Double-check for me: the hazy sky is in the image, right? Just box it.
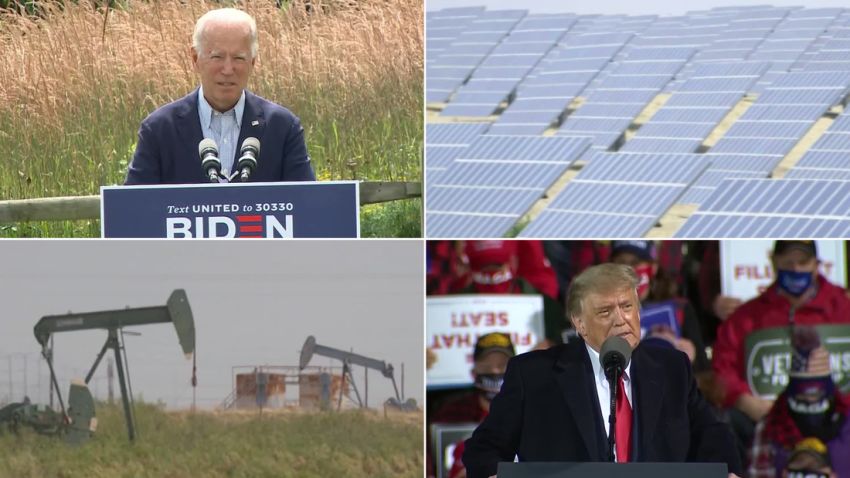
[426,0,848,16]
[0,240,423,411]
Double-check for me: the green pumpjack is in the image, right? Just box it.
[0,381,95,446]
[32,289,196,444]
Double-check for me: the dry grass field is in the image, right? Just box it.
[0,401,424,477]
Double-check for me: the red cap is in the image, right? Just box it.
[465,241,518,271]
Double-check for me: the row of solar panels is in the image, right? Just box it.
[425,5,850,238]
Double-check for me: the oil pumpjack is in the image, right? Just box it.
[25,289,196,444]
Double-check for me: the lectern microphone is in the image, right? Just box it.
[199,139,222,183]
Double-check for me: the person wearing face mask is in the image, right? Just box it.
[456,241,566,345]
[463,264,742,478]
[429,333,516,478]
[712,241,850,466]
[609,240,710,373]
[749,327,850,478]
[781,438,837,478]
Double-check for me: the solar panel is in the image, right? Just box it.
[520,209,669,238]
[708,137,799,157]
[518,152,708,237]
[810,133,850,150]
[676,77,762,92]
[427,6,850,238]
[432,162,573,188]
[692,62,774,77]
[434,55,488,68]
[479,56,544,69]
[785,168,850,180]
[440,104,503,117]
[496,110,567,124]
[574,103,648,118]
[534,57,613,73]
[649,108,729,123]
[501,96,575,110]
[583,90,659,103]
[614,62,684,75]
[426,214,522,238]
[425,135,592,238]
[634,122,717,139]
[706,153,782,174]
[427,66,478,80]
[515,16,578,31]
[769,71,850,88]
[427,146,469,168]
[455,135,590,162]
[485,124,551,135]
[676,179,850,237]
[559,117,634,134]
[437,44,496,56]
[427,123,490,145]
[738,104,830,121]
[622,46,696,61]
[619,138,703,153]
[722,121,814,139]
[677,169,769,205]
[663,92,747,107]
[594,75,673,89]
[427,79,467,103]
[427,187,544,215]
[755,89,845,104]
[506,30,569,43]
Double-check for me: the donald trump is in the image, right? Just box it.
[462,263,742,478]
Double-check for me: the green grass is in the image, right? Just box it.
[0,402,423,478]
[0,0,423,237]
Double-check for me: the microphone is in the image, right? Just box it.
[199,139,222,183]
[237,137,260,182]
[600,335,632,381]
[600,335,632,462]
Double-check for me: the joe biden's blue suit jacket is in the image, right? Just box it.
[125,89,315,184]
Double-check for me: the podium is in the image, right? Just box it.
[497,462,728,478]
[101,181,359,238]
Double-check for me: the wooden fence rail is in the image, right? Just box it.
[0,181,421,224]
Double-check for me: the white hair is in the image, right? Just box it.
[193,8,258,59]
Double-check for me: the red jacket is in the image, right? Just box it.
[712,275,850,408]
[516,241,559,301]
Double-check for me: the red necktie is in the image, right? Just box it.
[616,375,632,463]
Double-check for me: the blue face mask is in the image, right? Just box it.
[778,269,814,297]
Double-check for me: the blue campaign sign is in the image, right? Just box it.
[101,181,359,238]
[640,301,681,339]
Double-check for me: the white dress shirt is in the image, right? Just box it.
[585,342,633,461]
[198,86,246,178]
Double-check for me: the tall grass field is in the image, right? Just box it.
[0,402,424,477]
[0,0,423,237]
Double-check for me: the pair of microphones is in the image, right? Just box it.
[199,137,260,183]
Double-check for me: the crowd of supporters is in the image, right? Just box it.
[426,240,850,478]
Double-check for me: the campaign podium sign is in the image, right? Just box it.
[101,181,359,238]
[497,462,728,478]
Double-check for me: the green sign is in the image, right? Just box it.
[744,324,850,400]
